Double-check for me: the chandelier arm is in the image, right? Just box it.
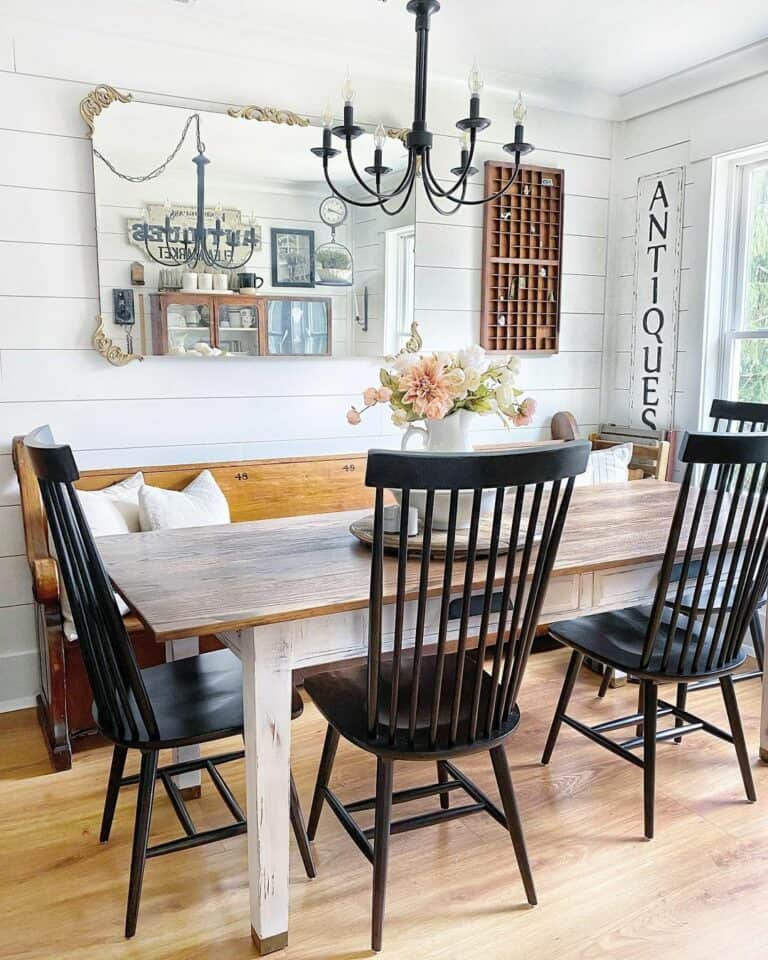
[322,162,388,208]
[217,239,259,271]
[421,168,466,217]
[344,138,413,200]
[322,150,416,208]
[447,158,523,207]
[421,130,478,199]
[376,165,419,218]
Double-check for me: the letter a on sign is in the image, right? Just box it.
[629,168,684,432]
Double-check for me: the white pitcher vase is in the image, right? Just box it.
[395,409,494,530]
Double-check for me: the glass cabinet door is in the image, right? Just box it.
[217,302,260,356]
[166,301,212,353]
[266,299,330,355]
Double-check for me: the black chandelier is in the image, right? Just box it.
[311,0,534,217]
[97,113,259,270]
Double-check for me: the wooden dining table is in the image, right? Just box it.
[96,477,765,955]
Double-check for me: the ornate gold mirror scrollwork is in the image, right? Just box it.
[92,319,143,366]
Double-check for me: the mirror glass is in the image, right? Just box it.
[92,100,415,358]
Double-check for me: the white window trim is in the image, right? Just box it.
[703,144,768,417]
[384,223,416,355]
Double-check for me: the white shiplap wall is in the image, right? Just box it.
[602,69,768,438]
[0,14,613,711]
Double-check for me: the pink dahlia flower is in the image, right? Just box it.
[398,356,454,421]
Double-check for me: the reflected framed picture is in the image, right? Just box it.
[271,228,315,288]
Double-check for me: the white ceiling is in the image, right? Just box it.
[167,0,768,98]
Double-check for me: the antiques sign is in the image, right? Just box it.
[127,203,262,264]
[629,168,684,431]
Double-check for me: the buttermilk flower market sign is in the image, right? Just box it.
[629,168,685,431]
[127,203,262,264]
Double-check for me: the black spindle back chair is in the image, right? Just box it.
[304,441,590,951]
[26,428,159,746]
[24,426,315,938]
[543,430,768,838]
[596,397,768,698]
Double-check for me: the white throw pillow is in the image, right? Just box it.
[574,443,633,488]
[76,472,144,536]
[58,472,145,640]
[138,470,230,531]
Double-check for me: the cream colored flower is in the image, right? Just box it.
[443,367,467,395]
[392,408,408,427]
[463,368,482,392]
[457,345,486,371]
[496,382,517,412]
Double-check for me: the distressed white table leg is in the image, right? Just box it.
[760,603,768,763]
[164,637,201,796]
[240,623,293,954]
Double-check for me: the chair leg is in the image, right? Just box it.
[100,745,128,843]
[542,650,584,764]
[371,758,394,953]
[720,675,757,802]
[490,743,537,906]
[307,724,340,841]
[437,761,450,809]
[125,750,158,938]
[749,612,765,672]
[673,683,688,744]
[597,666,614,698]
[642,680,658,840]
[290,771,316,879]
[635,681,644,738]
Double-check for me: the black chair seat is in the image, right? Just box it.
[550,606,747,681]
[667,584,767,616]
[98,649,244,749]
[100,652,306,748]
[305,651,520,759]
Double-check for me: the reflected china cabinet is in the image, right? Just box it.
[150,293,332,356]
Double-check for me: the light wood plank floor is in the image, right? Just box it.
[2,649,767,960]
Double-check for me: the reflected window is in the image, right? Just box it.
[266,299,330,355]
[385,225,416,352]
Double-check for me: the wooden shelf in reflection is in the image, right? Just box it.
[150,292,332,357]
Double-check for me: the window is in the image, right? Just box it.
[722,157,768,402]
[384,224,416,353]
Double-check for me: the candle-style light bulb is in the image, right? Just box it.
[321,99,334,129]
[468,59,484,96]
[341,67,356,105]
[513,91,527,125]
[374,122,387,150]
[460,130,470,151]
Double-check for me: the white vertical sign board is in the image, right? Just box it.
[629,168,685,431]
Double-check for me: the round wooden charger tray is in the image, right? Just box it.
[349,513,530,559]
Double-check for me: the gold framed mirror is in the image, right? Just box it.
[85,86,414,365]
